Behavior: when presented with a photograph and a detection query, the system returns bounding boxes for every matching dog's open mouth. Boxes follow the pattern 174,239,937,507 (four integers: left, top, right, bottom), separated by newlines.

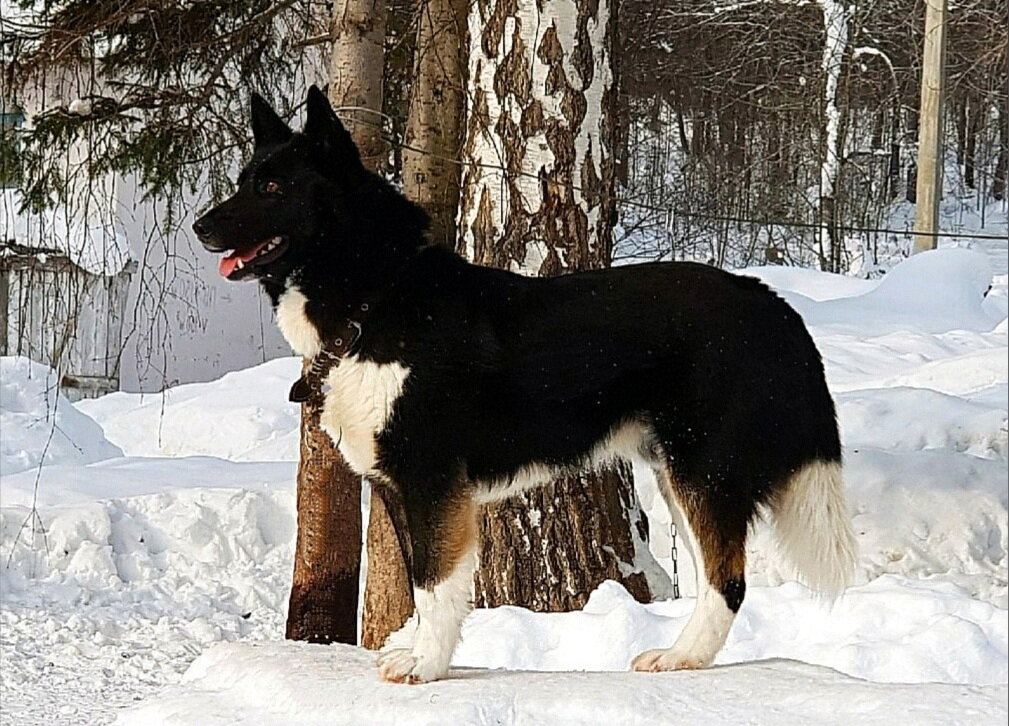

218,236,288,280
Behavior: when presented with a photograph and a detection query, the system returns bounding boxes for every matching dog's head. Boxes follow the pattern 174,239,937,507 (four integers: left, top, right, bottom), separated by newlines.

192,86,370,283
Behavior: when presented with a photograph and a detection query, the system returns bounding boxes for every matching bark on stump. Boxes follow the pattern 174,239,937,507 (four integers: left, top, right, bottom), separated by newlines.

475,465,652,610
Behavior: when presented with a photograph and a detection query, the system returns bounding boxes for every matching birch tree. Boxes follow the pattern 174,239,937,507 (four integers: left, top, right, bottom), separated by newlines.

817,0,850,272
459,0,664,610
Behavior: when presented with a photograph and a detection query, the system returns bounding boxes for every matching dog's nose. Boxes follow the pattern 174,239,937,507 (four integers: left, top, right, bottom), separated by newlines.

192,217,211,240
193,216,229,251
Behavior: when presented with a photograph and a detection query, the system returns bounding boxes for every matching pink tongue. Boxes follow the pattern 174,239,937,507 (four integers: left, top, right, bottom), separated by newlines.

219,255,241,278
218,242,268,278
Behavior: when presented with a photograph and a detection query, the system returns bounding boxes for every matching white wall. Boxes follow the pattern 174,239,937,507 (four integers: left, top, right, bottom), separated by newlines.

5,52,324,393
3,142,292,393
114,178,291,392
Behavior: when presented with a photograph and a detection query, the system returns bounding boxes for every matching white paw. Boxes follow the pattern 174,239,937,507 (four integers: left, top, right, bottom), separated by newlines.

376,648,447,684
631,648,711,672
382,614,419,652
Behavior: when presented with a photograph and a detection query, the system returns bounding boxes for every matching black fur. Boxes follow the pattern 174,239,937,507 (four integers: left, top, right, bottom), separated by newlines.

195,87,841,606
721,577,747,614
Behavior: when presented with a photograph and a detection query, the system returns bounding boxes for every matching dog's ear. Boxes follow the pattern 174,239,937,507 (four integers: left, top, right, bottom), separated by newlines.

250,93,292,147
303,85,364,175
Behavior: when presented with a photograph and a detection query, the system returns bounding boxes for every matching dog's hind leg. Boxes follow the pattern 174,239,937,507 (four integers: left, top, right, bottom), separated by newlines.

632,466,749,672
378,487,476,684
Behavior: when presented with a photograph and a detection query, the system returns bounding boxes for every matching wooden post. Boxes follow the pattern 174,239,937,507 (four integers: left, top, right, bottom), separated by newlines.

913,0,948,253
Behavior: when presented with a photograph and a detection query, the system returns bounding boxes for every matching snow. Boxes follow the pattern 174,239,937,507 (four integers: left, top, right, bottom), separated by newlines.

1,357,123,476
67,99,93,117
1,188,132,277
776,248,1002,334
1,484,294,725
115,641,1006,726
76,358,302,462
1,242,1007,724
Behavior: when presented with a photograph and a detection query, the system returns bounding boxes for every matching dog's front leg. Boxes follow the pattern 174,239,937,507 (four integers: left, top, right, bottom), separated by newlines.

378,488,476,684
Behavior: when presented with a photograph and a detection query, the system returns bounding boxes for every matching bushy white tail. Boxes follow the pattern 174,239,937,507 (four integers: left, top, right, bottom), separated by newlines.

770,460,857,599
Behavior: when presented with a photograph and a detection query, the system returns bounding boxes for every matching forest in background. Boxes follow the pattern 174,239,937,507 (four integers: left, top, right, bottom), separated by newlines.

617,0,1007,272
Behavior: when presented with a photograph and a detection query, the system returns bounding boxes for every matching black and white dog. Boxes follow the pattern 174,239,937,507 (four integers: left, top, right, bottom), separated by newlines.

194,87,856,684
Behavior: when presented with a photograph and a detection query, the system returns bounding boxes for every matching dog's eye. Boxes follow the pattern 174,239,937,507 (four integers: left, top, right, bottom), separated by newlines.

259,180,282,196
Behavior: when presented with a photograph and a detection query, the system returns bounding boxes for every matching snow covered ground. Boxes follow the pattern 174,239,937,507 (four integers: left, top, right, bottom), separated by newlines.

117,642,1005,726
1,240,1006,724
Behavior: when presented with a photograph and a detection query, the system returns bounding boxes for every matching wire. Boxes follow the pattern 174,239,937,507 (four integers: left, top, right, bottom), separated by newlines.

615,200,1008,241
321,110,1007,244
366,123,1007,242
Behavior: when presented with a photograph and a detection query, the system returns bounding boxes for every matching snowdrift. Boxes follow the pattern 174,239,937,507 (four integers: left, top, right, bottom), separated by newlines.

1,357,123,475
776,248,1003,334
76,357,302,461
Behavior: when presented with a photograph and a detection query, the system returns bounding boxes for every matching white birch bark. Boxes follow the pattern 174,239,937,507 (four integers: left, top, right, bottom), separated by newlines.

817,0,849,271
459,0,615,273
459,0,665,610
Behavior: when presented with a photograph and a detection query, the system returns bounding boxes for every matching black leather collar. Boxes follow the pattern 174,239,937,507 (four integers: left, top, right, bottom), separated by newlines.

288,305,369,405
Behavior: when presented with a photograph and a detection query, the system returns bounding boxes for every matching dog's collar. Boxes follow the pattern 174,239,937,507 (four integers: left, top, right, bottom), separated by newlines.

288,304,369,404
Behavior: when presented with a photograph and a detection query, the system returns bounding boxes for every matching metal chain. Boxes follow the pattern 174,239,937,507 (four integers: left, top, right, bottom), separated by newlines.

670,521,681,600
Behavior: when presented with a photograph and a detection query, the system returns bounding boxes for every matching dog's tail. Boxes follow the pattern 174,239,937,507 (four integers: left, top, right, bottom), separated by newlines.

768,459,857,600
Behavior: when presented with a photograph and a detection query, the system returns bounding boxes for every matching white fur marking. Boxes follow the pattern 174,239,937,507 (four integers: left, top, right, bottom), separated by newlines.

632,472,736,671
382,611,419,652
474,420,653,505
378,549,475,684
318,356,410,476
275,286,321,358
771,459,856,599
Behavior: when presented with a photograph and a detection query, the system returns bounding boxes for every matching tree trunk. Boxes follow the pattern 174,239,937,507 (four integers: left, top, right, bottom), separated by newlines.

676,110,689,155
955,96,967,165
818,0,848,273
330,0,415,650
401,0,468,249
459,0,663,611
474,465,656,610
964,94,980,190
906,107,919,203
887,97,901,201
286,366,360,644
329,0,390,171
994,85,1008,201
360,487,413,648
287,0,414,650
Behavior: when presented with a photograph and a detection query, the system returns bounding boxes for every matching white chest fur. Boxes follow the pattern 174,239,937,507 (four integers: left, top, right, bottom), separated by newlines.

275,285,407,475
318,356,410,476
275,286,321,358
